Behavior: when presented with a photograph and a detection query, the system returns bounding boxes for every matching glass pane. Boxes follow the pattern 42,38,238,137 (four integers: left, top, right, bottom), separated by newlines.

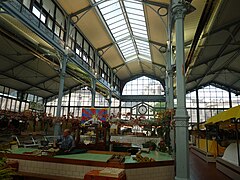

111,24,128,34
132,28,147,35
133,32,148,38
32,6,40,18
108,19,126,28
103,8,121,19
136,39,148,44
124,50,136,56
54,25,60,36
115,33,130,41
118,39,132,46
47,18,53,29
131,23,147,30
128,13,145,21
124,1,142,9
96,0,151,62
137,44,149,49
125,7,142,15
129,18,146,26
113,29,129,37
77,32,83,46
23,0,31,9
40,14,46,23
98,0,118,9
121,44,135,52
119,43,133,49
56,8,65,26
42,0,55,17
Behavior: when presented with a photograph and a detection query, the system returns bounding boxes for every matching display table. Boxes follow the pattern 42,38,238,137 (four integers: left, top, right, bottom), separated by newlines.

84,169,126,180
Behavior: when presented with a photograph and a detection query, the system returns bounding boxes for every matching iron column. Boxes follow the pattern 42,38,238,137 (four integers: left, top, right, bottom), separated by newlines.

172,0,190,179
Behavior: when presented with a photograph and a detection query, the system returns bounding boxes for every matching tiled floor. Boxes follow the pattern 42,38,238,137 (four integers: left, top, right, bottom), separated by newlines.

189,151,231,180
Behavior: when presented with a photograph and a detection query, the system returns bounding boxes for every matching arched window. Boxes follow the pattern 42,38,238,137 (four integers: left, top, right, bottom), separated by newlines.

122,76,164,95
121,76,165,120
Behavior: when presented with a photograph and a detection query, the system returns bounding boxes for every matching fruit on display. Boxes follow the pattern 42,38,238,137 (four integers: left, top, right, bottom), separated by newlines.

133,154,155,162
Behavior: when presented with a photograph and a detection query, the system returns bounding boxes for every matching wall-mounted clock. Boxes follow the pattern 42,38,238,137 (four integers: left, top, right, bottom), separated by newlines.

138,105,147,115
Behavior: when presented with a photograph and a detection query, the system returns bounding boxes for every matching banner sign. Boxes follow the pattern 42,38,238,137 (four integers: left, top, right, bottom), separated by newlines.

81,108,108,122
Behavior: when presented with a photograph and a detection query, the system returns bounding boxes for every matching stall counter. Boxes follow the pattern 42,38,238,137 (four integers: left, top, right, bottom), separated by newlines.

2,148,174,180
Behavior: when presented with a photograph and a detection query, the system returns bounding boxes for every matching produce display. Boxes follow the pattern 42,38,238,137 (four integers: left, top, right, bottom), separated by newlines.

133,153,155,162
107,154,125,163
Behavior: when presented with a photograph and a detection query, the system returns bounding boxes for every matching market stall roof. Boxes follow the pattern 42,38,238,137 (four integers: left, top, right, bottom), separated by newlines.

205,105,240,125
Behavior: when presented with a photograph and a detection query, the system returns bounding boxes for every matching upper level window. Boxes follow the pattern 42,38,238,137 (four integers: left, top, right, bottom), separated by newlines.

23,0,31,9
197,85,230,109
122,76,164,95
32,6,46,23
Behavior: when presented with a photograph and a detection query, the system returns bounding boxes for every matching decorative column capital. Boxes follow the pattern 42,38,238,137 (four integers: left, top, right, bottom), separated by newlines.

172,1,187,20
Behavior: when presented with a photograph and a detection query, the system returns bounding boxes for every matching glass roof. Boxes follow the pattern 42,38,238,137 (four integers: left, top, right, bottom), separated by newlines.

95,0,151,62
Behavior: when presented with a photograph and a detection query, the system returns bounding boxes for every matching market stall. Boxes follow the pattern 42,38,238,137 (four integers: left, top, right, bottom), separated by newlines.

0,147,174,180
191,105,240,179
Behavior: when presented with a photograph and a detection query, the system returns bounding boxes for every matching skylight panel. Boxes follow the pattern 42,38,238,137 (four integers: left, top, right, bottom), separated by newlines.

106,14,124,24
137,46,149,51
136,38,147,43
131,23,146,31
133,32,148,39
108,19,126,28
111,26,128,35
118,39,132,46
124,0,142,9
127,55,138,61
124,51,136,57
95,0,151,62
98,0,118,9
104,11,122,21
122,50,135,56
121,43,134,49
125,7,143,15
115,33,130,41
138,45,150,50
137,44,149,49
122,44,135,50
108,20,125,29
119,44,133,50
132,28,147,35
128,18,146,26
127,13,145,22
122,49,135,55
121,45,135,52
114,29,129,37
102,7,120,16
139,49,150,54
110,23,127,32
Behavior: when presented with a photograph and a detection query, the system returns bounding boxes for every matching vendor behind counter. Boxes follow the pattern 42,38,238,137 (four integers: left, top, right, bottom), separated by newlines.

55,128,86,155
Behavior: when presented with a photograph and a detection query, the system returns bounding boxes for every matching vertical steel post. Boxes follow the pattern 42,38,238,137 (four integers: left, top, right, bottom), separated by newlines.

55,54,68,137
91,78,96,107
172,0,189,179
167,2,175,154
